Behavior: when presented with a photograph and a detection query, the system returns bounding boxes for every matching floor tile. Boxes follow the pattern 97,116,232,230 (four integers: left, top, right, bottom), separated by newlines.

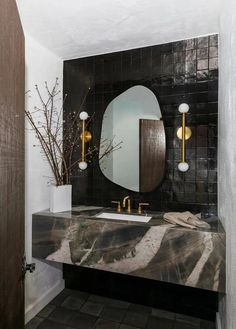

68,312,98,329
25,316,44,329
119,324,140,329
49,306,76,324
200,320,216,329
37,319,69,329
146,315,174,329
80,301,104,316
151,308,176,320
63,288,89,301
128,303,152,314
100,306,126,322
176,313,201,328
88,294,113,304
122,311,148,329
94,318,120,329
109,298,130,309
37,304,56,318
50,292,68,306
62,296,85,311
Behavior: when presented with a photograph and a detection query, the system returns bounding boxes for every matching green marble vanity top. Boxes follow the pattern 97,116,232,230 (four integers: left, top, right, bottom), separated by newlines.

32,206,225,293
34,205,225,234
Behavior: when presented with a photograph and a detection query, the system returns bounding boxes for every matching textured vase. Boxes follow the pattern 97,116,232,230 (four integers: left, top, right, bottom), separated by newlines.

50,184,72,213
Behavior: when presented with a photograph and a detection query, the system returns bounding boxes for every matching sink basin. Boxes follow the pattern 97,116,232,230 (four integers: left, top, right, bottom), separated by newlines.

94,212,152,223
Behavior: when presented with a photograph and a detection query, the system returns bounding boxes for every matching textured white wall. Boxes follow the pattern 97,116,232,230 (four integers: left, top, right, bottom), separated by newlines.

219,1,236,328
25,35,64,323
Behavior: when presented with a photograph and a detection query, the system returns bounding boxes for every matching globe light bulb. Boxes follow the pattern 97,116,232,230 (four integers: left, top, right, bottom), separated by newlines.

178,162,189,172
79,111,89,120
178,103,189,113
79,161,88,170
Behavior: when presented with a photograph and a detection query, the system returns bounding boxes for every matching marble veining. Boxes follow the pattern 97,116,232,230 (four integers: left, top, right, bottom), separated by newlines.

32,206,225,293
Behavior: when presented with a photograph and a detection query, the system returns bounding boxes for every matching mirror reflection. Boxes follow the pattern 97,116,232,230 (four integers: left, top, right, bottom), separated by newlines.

99,85,165,192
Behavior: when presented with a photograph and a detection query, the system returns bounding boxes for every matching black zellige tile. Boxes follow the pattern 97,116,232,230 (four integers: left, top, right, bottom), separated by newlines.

68,312,98,329
25,316,44,329
122,311,148,329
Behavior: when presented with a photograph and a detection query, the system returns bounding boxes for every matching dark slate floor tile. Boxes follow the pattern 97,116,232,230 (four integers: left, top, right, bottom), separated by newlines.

151,308,176,320
200,320,216,329
175,322,200,329
94,318,120,329
100,306,126,322
37,304,56,318
49,306,76,324
63,288,89,301
119,324,140,329
80,301,104,316
128,303,152,314
122,311,148,329
88,294,113,304
25,316,44,329
62,295,85,311
37,319,69,329
50,292,68,306
146,315,174,329
68,312,98,329
176,314,201,328
109,298,130,309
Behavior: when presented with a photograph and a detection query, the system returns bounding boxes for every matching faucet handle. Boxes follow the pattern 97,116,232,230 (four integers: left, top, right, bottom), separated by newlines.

111,201,121,212
138,202,150,214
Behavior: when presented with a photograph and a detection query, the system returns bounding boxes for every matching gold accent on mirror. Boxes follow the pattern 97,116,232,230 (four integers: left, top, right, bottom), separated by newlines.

177,103,191,172
137,202,150,214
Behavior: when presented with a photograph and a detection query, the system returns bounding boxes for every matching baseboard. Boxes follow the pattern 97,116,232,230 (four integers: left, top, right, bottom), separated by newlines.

216,312,222,329
25,279,65,324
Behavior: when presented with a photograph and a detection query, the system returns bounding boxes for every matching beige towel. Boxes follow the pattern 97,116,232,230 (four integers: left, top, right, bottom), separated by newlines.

163,211,210,229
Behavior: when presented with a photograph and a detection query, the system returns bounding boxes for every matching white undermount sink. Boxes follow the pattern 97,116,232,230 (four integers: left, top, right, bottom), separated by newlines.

94,212,152,223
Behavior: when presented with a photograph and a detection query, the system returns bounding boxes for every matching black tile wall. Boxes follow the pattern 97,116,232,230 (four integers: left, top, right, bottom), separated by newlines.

63,34,218,217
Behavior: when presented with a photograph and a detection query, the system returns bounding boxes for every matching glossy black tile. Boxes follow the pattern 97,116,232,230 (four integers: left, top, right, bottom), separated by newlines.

63,35,218,216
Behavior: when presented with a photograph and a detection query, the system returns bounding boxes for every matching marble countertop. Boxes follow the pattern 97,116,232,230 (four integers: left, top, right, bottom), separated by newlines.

32,206,225,293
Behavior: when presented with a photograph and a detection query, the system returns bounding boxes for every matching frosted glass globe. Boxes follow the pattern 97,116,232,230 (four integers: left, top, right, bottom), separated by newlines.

178,162,189,172
178,103,189,113
79,161,88,170
79,111,89,120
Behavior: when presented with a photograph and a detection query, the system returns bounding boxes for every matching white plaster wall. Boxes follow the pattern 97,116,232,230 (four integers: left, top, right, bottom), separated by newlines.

219,1,236,328
25,35,64,323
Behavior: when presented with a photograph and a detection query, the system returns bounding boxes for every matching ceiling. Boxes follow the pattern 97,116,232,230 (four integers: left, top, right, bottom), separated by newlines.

16,0,222,60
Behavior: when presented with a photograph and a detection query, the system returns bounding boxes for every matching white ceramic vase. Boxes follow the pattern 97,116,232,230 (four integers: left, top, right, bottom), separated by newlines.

50,184,72,213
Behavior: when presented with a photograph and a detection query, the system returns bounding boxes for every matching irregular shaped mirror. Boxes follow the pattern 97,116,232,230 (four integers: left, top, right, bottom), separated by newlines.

99,85,165,192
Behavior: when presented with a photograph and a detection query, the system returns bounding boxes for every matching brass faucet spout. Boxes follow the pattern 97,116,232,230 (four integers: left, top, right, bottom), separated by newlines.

122,195,130,208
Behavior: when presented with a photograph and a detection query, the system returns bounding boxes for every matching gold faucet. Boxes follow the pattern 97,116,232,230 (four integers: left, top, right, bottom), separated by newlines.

137,202,150,214
122,196,131,213
111,201,121,212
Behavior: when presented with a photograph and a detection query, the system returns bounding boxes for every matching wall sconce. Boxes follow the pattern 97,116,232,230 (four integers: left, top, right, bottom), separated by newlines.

177,103,192,172
78,111,92,170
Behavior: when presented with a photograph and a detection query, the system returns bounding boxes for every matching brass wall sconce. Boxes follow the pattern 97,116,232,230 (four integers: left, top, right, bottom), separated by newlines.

78,111,92,170
177,103,192,172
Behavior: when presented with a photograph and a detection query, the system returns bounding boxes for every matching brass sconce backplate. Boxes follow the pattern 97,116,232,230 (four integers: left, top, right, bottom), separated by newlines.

80,131,92,143
177,127,192,140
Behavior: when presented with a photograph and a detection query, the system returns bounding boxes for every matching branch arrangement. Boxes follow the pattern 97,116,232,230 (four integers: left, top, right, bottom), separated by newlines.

25,78,122,186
